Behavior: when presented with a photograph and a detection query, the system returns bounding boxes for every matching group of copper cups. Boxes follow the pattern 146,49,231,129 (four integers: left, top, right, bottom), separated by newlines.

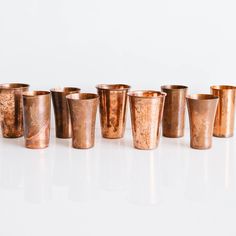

0,83,235,150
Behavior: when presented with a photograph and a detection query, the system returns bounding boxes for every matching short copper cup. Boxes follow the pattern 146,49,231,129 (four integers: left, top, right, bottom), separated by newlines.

66,93,99,149
51,87,80,138
210,85,236,138
0,83,29,138
23,91,51,149
161,85,188,138
96,84,130,139
128,90,166,150
186,94,219,150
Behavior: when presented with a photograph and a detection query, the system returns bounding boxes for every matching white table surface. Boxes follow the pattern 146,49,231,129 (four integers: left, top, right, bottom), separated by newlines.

0,129,235,236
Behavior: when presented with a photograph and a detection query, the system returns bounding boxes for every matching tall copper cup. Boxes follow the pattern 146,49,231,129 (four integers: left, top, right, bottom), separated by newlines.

161,85,188,138
128,90,166,150
210,85,236,137
66,93,99,149
51,87,80,138
23,91,51,149
96,84,130,139
0,83,29,138
186,94,219,149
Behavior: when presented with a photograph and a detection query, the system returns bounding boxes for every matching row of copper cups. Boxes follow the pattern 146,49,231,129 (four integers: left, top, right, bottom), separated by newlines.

0,83,235,150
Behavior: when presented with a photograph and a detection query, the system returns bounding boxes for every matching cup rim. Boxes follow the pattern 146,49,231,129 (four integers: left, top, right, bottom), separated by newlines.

211,85,236,90
186,94,219,100
50,87,81,93
66,93,99,100
23,91,50,97
96,84,130,91
128,90,166,99
0,83,29,90
161,85,188,90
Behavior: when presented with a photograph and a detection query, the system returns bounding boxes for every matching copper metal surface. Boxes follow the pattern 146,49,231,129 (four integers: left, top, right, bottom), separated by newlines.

23,91,51,149
66,93,98,149
161,85,188,138
128,90,166,150
210,85,236,137
96,84,130,139
51,87,80,138
186,94,219,149
0,83,29,138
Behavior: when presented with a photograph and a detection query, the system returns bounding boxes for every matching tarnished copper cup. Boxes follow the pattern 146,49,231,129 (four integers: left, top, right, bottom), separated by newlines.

128,90,166,150
51,87,80,138
66,93,99,149
186,94,219,149
210,85,236,138
96,84,130,139
23,91,51,149
0,83,29,138
161,85,188,138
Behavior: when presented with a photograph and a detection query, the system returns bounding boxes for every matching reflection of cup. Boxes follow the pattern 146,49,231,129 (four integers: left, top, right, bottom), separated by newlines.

128,90,166,150
186,94,218,149
0,83,29,138
23,91,51,149
96,84,130,139
51,87,80,138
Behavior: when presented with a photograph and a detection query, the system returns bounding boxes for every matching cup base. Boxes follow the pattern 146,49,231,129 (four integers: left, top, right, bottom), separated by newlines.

190,145,212,150
213,134,234,138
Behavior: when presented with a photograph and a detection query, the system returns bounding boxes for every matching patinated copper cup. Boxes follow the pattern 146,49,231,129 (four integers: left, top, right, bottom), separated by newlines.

96,84,130,139
128,90,166,150
0,83,29,138
51,87,80,138
186,94,219,149
23,91,51,149
210,85,236,137
161,85,188,138
66,93,99,149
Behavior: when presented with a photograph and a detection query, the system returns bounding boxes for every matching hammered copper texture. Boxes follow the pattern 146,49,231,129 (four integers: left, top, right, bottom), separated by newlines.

67,93,98,149
51,87,80,138
96,84,130,139
23,91,51,149
128,91,166,150
211,85,236,137
187,94,219,149
0,83,29,138
161,85,188,138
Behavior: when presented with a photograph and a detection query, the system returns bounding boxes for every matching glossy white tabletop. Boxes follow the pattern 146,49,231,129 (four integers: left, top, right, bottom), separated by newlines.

0,129,235,236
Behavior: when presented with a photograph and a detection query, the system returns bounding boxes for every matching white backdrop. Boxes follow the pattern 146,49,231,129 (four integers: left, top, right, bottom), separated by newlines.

1,0,236,127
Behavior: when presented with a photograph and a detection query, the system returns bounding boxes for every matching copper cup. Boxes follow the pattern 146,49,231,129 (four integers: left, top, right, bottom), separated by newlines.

66,93,99,149
186,94,219,149
210,85,236,137
23,91,51,149
96,84,130,139
128,90,166,150
161,85,188,138
51,87,80,138
0,83,29,138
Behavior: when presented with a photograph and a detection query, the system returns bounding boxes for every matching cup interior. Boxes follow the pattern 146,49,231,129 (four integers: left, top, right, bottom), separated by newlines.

128,90,166,98
186,94,218,100
0,83,29,89
161,85,188,90
50,87,80,93
23,91,50,97
66,93,98,100
96,84,130,90
211,85,235,90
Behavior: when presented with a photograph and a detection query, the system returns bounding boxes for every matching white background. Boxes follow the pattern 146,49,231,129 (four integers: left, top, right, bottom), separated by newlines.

1,0,236,236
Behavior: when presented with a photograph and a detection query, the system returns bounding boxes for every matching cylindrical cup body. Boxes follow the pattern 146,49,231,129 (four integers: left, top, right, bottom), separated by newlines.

128,90,166,150
23,91,51,149
96,84,130,139
0,83,29,138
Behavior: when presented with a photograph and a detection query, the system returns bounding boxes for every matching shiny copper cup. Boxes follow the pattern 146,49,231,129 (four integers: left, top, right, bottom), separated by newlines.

23,91,51,149
66,93,99,149
186,94,219,149
96,84,130,139
161,85,188,138
128,90,166,150
0,83,29,138
51,87,80,138
210,85,236,138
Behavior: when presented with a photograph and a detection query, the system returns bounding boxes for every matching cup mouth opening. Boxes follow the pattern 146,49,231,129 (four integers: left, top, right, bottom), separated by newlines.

0,83,29,90
96,84,130,91
50,87,80,93
23,91,50,97
161,85,188,90
128,90,166,98
186,94,219,100
66,93,98,100
211,85,236,90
